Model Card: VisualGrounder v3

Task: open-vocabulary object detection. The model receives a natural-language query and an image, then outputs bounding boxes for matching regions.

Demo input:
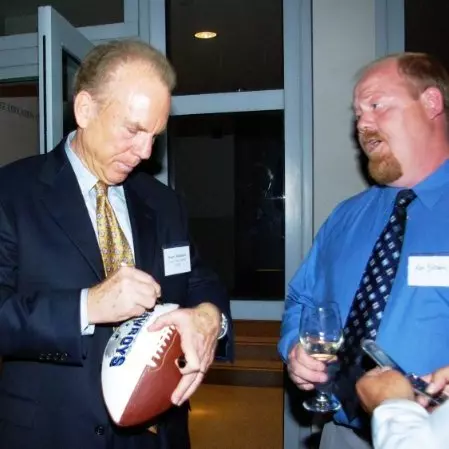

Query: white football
[101,303,183,427]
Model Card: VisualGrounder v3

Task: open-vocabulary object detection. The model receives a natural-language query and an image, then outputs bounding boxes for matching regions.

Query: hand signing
[87,266,161,324]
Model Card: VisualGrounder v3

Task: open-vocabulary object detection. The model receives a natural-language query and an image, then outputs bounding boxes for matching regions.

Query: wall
[0,97,39,167]
[312,0,376,234]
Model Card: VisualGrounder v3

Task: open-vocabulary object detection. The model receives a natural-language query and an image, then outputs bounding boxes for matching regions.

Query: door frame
[38,6,94,154]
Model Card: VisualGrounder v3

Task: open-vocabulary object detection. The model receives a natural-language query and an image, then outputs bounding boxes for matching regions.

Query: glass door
[38,5,93,154]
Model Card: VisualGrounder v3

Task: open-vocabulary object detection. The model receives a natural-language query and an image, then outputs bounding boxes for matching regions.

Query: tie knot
[395,189,416,209]
[95,181,109,197]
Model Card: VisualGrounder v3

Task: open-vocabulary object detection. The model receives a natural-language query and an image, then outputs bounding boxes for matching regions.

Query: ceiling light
[194,31,217,39]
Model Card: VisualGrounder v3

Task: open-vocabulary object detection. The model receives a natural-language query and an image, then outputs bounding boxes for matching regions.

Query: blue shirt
[279,159,449,426]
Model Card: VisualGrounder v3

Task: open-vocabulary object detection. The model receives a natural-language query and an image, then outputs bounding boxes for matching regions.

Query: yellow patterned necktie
[96,181,158,435]
[95,181,134,276]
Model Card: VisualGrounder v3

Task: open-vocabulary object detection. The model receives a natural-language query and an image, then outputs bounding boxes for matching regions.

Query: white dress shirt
[372,399,449,449]
[64,131,135,334]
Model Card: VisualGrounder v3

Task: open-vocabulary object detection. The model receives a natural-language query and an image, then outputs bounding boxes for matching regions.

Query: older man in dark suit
[0,39,231,449]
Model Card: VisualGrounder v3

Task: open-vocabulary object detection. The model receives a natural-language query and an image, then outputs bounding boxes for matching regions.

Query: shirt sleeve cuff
[80,289,95,335]
[278,330,299,363]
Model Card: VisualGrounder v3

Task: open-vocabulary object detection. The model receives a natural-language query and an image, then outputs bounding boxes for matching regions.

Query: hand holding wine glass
[299,302,343,413]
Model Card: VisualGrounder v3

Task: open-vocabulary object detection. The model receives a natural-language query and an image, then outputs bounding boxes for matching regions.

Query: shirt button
[94,425,105,436]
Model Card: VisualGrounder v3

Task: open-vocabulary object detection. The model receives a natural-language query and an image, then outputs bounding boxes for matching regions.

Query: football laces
[148,326,176,367]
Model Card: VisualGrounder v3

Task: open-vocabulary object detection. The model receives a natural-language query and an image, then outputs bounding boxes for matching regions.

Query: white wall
[312,0,376,233]
[0,97,39,166]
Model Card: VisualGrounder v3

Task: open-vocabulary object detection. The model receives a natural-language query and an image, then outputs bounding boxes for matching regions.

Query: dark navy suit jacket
[0,141,232,449]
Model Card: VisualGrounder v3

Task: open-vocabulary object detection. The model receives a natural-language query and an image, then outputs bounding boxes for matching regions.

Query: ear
[73,91,96,129]
[421,87,444,120]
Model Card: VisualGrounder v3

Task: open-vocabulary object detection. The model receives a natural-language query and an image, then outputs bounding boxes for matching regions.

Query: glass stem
[315,390,329,403]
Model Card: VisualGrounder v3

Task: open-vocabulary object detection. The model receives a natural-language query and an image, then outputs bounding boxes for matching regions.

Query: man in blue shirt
[279,52,449,449]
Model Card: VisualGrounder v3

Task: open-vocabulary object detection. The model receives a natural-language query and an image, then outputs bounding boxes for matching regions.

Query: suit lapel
[124,179,158,277]
[38,142,104,280]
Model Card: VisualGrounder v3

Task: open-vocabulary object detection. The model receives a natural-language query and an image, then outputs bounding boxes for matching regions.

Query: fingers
[171,334,213,406]
[428,366,449,395]
[113,267,161,310]
[416,393,431,408]
[148,311,178,332]
[293,345,327,373]
[153,307,217,405]
[287,366,315,390]
[178,345,202,375]
[180,371,205,403]
[287,344,327,387]
[117,266,161,299]
[88,266,163,324]
[417,367,449,409]
[171,371,204,406]
[149,309,214,373]
[132,283,160,309]
[433,365,449,383]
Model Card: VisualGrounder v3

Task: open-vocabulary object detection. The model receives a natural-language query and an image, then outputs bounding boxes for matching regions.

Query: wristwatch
[218,313,229,340]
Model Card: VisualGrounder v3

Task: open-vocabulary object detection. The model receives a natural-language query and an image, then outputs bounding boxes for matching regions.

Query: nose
[356,111,375,132]
[135,134,154,160]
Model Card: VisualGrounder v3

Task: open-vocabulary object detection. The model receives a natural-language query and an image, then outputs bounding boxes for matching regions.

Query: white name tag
[408,256,449,287]
[163,245,191,276]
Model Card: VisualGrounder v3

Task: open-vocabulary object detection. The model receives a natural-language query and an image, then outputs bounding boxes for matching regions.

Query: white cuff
[80,289,95,335]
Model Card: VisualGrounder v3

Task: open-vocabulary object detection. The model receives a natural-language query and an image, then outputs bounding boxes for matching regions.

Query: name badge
[408,256,449,287]
[163,244,191,276]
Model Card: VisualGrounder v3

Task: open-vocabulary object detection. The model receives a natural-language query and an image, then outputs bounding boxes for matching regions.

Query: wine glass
[299,302,343,413]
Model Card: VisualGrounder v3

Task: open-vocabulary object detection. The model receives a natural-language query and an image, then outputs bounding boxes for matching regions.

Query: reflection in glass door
[168,111,285,302]
[164,0,288,319]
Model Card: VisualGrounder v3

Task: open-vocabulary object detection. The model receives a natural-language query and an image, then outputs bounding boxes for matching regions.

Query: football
[101,303,183,427]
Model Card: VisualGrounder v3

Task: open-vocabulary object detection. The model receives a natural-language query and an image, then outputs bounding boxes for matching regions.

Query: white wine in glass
[299,302,343,413]
[300,335,344,363]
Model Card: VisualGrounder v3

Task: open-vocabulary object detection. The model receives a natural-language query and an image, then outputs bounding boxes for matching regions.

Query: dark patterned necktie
[334,189,416,420]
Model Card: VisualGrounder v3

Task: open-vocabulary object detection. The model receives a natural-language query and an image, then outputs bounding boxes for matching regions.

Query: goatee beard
[368,151,403,184]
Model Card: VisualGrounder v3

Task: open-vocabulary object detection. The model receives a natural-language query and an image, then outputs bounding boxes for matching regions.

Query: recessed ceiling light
[194,31,217,39]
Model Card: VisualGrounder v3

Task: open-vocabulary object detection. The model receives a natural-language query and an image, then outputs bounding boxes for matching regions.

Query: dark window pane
[405,0,449,70]
[168,111,285,300]
[166,0,284,95]
[0,1,124,36]
[62,51,80,137]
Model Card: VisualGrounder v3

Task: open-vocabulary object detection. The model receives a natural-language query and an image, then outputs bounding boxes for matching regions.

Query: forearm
[0,288,84,364]
[373,399,448,449]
